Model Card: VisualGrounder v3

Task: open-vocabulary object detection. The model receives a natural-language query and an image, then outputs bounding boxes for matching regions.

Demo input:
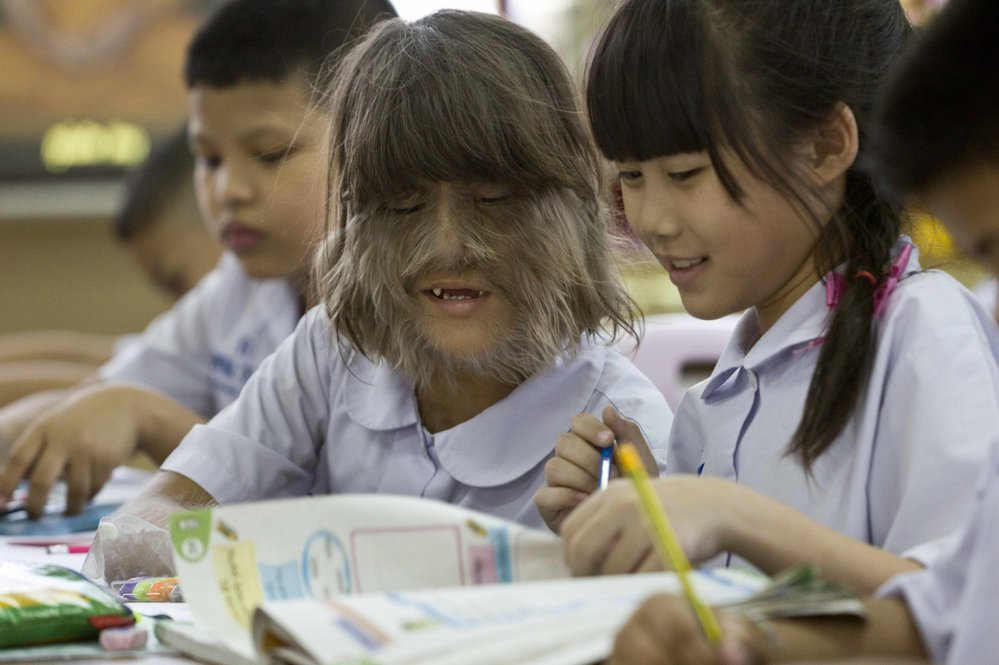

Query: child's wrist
[706,478,743,553]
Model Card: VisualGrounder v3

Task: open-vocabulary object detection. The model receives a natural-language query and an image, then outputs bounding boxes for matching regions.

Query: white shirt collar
[343,344,609,487]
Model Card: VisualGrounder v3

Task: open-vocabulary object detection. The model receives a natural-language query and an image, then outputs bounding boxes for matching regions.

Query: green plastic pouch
[0,560,134,648]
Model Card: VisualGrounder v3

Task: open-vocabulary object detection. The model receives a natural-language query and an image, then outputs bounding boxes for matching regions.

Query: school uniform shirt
[667,240,999,564]
[879,443,999,664]
[99,253,300,418]
[161,305,674,529]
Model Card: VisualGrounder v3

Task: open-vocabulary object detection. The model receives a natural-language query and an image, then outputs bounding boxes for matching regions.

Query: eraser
[99,625,148,651]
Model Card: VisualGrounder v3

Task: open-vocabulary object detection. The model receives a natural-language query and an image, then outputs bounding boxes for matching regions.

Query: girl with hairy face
[123,9,673,535]
[317,9,640,399]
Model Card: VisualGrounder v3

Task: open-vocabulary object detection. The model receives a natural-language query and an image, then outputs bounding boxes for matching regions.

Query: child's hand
[560,475,737,576]
[0,384,142,517]
[535,406,657,533]
[609,594,771,665]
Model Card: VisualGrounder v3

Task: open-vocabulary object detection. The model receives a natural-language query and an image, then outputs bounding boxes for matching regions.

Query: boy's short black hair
[874,0,999,196]
[112,126,193,242]
[185,0,397,90]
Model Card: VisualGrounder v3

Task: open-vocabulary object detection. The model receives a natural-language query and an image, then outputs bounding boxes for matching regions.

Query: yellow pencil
[616,443,723,645]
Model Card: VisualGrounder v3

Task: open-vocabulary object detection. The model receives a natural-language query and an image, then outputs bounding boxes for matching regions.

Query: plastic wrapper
[81,514,175,585]
[0,560,134,648]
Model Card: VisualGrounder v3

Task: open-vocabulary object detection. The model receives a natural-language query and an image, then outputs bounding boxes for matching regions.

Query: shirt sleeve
[98,260,225,418]
[161,306,334,503]
[878,445,999,664]
[869,276,999,558]
[588,350,674,474]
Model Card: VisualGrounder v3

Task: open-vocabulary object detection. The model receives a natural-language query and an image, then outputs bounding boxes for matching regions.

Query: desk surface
[1,468,202,665]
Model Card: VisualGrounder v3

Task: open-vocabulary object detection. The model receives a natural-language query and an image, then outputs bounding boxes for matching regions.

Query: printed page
[169,494,568,655]
[252,569,766,665]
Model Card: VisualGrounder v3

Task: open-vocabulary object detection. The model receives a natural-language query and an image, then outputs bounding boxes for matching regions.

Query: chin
[429,334,498,359]
[234,256,296,281]
[678,299,734,322]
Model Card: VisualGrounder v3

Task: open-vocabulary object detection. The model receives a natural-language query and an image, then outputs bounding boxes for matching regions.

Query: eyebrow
[241,125,302,141]
[188,123,303,145]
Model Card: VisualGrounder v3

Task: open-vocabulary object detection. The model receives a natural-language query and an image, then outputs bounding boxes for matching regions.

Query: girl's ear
[807,102,859,185]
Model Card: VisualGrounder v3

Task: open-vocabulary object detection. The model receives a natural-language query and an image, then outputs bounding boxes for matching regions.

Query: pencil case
[0,560,134,648]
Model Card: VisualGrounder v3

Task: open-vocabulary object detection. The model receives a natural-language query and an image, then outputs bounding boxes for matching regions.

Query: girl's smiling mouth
[422,284,491,317]
[663,256,708,287]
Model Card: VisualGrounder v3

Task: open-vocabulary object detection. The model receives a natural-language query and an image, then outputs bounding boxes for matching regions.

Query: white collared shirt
[99,253,300,418]
[879,443,999,664]
[668,241,999,562]
[162,306,674,529]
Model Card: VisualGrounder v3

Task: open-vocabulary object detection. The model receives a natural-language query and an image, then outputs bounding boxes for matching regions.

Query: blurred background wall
[0,0,218,334]
[0,0,979,338]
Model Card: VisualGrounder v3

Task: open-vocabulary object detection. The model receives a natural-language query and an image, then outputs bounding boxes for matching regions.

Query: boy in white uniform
[602,0,999,662]
[0,0,397,517]
[113,11,673,548]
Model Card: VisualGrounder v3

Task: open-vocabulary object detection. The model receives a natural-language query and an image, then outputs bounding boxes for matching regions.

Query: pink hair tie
[825,272,846,308]
[872,243,912,318]
[824,243,913,317]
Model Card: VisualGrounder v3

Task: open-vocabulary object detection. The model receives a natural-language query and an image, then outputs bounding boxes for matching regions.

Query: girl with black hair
[539,0,999,599]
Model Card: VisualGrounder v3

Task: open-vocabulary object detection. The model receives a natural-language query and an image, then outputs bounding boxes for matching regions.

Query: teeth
[429,289,486,300]
[671,258,705,269]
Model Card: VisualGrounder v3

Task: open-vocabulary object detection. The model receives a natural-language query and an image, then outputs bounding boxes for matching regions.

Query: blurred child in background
[0,0,396,517]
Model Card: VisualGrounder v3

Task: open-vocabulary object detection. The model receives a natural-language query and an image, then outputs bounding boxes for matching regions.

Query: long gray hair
[315,10,639,389]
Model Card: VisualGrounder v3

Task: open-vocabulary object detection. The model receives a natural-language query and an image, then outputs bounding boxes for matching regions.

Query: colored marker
[46,544,91,554]
[617,443,723,645]
[112,576,182,602]
[598,443,616,491]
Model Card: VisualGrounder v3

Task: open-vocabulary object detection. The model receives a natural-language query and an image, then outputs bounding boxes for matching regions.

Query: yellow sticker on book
[211,542,263,629]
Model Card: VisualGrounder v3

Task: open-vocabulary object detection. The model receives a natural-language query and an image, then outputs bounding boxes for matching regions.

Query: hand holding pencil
[535,406,657,533]
[616,443,722,644]
[560,470,738,577]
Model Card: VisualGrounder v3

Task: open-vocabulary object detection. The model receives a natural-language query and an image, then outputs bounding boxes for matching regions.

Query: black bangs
[587,0,715,163]
[333,11,591,208]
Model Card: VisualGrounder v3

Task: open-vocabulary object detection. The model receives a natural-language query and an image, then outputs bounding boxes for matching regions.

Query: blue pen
[598,444,616,491]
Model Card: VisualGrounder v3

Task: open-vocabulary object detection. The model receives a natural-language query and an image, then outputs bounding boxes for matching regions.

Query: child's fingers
[90,463,114,501]
[544,454,600,494]
[602,407,660,474]
[25,446,65,519]
[610,595,716,665]
[636,550,665,573]
[608,613,667,665]
[559,482,609,538]
[561,496,627,576]
[0,431,43,507]
[553,432,603,479]
[598,527,654,575]
[64,456,92,515]
[569,412,615,447]
[534,486,586,533]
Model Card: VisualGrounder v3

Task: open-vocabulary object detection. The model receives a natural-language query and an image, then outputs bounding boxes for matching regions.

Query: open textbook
[161,495,864,665]
[159,568,768,665]
[164,494,572,662]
